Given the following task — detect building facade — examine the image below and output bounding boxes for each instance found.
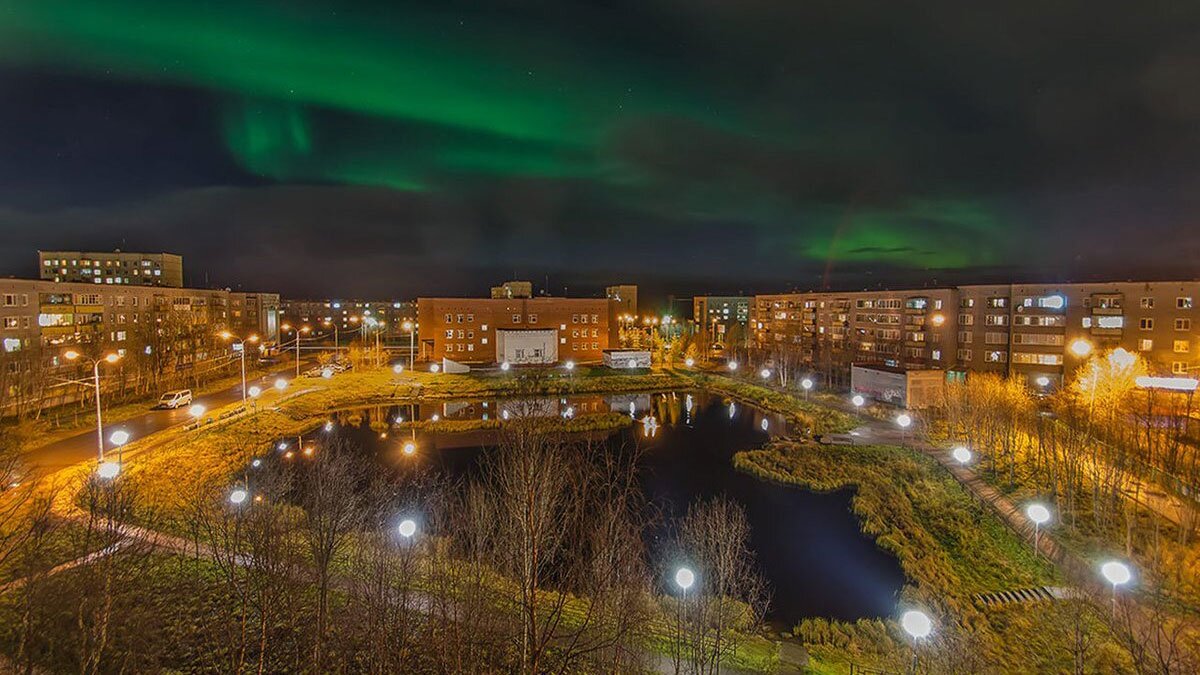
[752,281,1200,386]
[280,299,417,340]
[606,284,638,318]
[39,250,184,287]
[693,296,750,348]
[417,296,616,365]
[229,292,281,343]
[1,278,278,416]
[490,281,533,299]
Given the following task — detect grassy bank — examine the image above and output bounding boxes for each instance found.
[688,374,858,434]
[734,440,1131,672]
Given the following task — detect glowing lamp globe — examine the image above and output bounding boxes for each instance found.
[1026,504,1051,525]
[228,488,249,505]
[801,378,813,390]
[1101,561,1132,587]
[685,357,695,367]
[109,430,130,446]
[951,446,972,464]
[393,363,404,374]
[896,413,912,429]
[402,441,416,455]
[851,394,865,407]
[728,361,738,371]
[674,567,695,591]
[96,461,121,480]
[274,378,288,390]
[188,404,206,419]
[398,519,417,538]
[901,610,932,639]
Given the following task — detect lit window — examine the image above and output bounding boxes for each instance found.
[1138,339,1153,351]
[1175,340,1190,353]
[1178,297,1194,309]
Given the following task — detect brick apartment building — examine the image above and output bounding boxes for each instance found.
[752,281,1200,386]
[280,299,417,340]
[39,250,185,287]
[1,278,279,416]
[417,295,619,365]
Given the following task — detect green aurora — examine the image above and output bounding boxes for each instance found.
[0,0,1007,270]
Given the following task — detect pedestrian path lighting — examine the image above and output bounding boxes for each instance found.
[96,461,121,480]
[760,368,771,380]
[402,440,417,455]
[674,567,695,591]
[398,519,417,538]
[500,361,511,372]
[64,350,122,462]
[1069,338,1094,358]
[1101,561,1132,618]
[274,378,288,391]
[564,360,575,371]
[951,446,972,465]
[1026,503,1051,556]
[851,394,865,408]
[901,609,933,672]
[188,404,206,420]
[684,357,695,367]
[228,488,249,505]
[801,378,813,399]
[109,429,130,464]
[728,361,738,371]
[896,413,912,447]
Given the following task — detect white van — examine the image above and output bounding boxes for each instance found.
[156,389,193,409]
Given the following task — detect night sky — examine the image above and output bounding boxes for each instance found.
[3,1,1200,303]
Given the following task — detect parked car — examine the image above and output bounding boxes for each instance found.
[155,389,193,409]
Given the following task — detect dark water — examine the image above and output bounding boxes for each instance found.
[272,392,905,626]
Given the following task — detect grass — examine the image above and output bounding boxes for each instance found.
[733,440,1138,672]
[687,374,859,434]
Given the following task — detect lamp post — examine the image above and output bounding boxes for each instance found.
[951,446,971,465]
[900,609,933,673]
[1026,503,1051,557]
[801,377,814,400]
[673,567,695,670]
[282,323,310,377]
[1101,561,1132,619]
[220,330,259,405]
[398,518,417,539]
[109,429,130,465]
[64,350,122,463]
[896,413,913,447]
[323,319,338,352]
[851,394,865,408]
[402,320,416,369]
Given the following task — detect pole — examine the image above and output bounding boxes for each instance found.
[409,328,414,368]
[93,360,104,463]
[1033,522,1040,557]
[295,332,301,377]
[239,343,247,405]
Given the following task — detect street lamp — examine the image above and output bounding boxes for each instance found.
[401,320,416,369]
[220,331,259,405]
[402,440,416,455]
[760,368,771,380]
[1101,561,1132,618]
[1035,375,1050,388]
[500,361,511,372]
[728,361,738,372]
[851,394,865,408]
[398,519,417,538]
[896,413,912,447]
[951,446,972,464]
[188,404,206,420]
[801,378,814,399]
[109,429,130,465]
[1069,338,1093,358]
[901,609,933,672]
[96,460,121,480]
[274,377,288,391]
[228,488,249,505]
[674,567,695,591]
[685,357,695,368]
[1026,503,1051,556]
[64,350,122,462]
[564,360,575,371]
[282,323,311,377]
[248,385,262,398]
[393,363,404,374]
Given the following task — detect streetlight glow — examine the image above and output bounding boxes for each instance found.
[951,446,972,464]
[402,441,416,455]
[851,394,865,407]
[760,368,771,379]
[500,361,511,372]
[228,488,249,505]
[1069,338,1093,358]
[901,610,933,640]
[248,386,262,398]
[1102,561,1132,587]
[188,404,206,419]
[896,413,912,428]
[393,363,404,374]
[274,378,288,390]
[1026,503,1051,525]
[728,361,738,371]
[674,567,695,591]
[398,519,417,538]
[685,357,695,367]
[801,378,813,391]
[109,430,130,446]
[96,461,121,480]
[564,360,575,371]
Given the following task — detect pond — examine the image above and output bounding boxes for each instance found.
[269,391,905,627]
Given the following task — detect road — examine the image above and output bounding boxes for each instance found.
[21,360,314,479]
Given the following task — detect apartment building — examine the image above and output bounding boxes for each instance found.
[1,278,278,416]
[280,299,417,339]
[39,250,184,287]
[490,280,533,299]
[693,296,751,347]
[417,296,616,365]
[753,288,959,377]
[229,292,282,343]
[752,280,1200,387]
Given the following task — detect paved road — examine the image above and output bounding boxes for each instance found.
[22,360,314,478]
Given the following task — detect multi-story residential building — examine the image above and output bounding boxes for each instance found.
[417,294,617,365]
[606,284,639,318]
[693,296,751,349]
[1,278,278,416]
[229,292,281,343]
[753,280,1200,387]
[280,299,417,340]
[38,250,184,287]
